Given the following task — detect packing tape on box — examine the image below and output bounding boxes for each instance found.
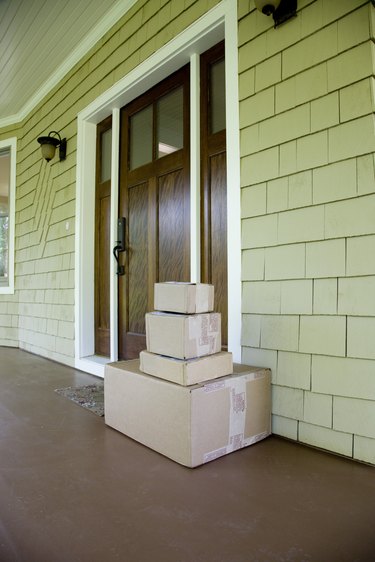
[202,377,246,462]
[228,377,247,452]
[203,372,268,463]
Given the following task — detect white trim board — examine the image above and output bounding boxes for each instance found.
[75,0,241,376]
[189,52,201,283]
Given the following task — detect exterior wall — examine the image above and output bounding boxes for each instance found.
[239,0,375,464]
[0,0,220,366]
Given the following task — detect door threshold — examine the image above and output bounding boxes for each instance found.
[75,355,111,377]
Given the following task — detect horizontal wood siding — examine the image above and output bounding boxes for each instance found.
[239,0,375,464]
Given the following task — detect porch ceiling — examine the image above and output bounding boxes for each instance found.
[0,0,135,127]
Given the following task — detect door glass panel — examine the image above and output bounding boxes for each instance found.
[130,105,153,169]
[156,87,183,158]
[0,149,10,283]
[210,58,226,134]
[101,128,112,182]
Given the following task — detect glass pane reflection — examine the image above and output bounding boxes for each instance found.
[210,58,226,134]
[157,87,183,158]
[130,105,153,169]
[0,149,10,281]
[101,128,112,182]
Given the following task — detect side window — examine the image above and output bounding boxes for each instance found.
[95,117,112,356]
[209,57,226,134]
[0,137,16,294]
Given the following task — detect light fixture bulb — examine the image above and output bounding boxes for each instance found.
[41,143,56,162]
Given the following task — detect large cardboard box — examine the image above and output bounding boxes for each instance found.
[139,350,233,386]
[145,311,221,359]
[104,360,271,468]
[154,282,214,314]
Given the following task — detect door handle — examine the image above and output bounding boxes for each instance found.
[113,217,126,276]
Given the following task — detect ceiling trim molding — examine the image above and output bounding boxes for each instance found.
[0,114,20,129]
[0,0,137,130]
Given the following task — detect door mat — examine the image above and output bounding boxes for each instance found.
[55,383,104,417]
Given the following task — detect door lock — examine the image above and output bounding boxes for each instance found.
[113,217,126,275]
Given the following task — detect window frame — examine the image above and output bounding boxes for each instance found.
[0,137,16,294]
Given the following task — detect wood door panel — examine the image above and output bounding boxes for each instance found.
[96,188,110,354]
[158,169,189,283]
[128,182,149,335]
[97,194,111,330]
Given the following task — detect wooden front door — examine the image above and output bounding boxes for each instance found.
[118,66,190,359]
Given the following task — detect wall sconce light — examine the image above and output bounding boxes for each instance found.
[37,131,67,162]
[254,0,297,27]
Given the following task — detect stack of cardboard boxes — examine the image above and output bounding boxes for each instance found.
[105,282,271,468]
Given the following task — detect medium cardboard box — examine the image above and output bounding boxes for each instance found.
[139,350,233,386]
[154,282,214,314]
[104,360,271,468]
[145,311,221,359]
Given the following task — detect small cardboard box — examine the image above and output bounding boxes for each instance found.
[145,311,221,359]
[104,360,271,468]
[139,350,233,386]
[154,282,214,314]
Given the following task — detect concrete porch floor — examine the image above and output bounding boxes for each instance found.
[0,347,374,562]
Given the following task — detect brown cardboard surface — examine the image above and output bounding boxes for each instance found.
[105,360,271,468]
[139,350,233,385]
[145,312,221,359]
[104,359,191,465]
[190,385,231,464]
[245,376,272,437]
[154,282,214,314]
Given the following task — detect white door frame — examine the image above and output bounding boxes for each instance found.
[75,0,241,377]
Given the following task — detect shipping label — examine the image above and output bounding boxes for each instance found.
[198,314,209,346]
[204,380,226,393]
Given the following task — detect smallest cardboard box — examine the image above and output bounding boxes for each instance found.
[146,311,221,360]
[154,282,214,314]
[104,360,271,468]
[139,350,233,386]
